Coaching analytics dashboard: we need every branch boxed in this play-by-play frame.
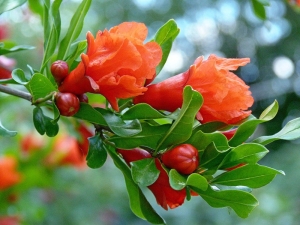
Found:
[0,84,32,102]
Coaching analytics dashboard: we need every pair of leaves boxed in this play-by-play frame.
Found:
[33,107,59,137]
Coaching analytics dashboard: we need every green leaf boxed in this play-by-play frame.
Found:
[107,146,166,225]
[122,103,166,120]
[156,86,203,150]
[219,143,269,170]
[32,107,59,137]
[41,0,63,72]
[0,78,18,85]
[194,121,229,133]
[0,120,17,137]
[65,40,87,68]
[153,19,180,75]
[0,44,35,55]
[96,108,142,137]
[28,0,43,19]
[200,143,229,171]
[25,73,56,101]
[169,169,187,190]
[193,185,259,218]
[131,158,160,186]
[212,164,284,188]
[186,173,208,191]
[108,123,171,150]
[251,0,267,20]
[86,134,107,169]
[253,117,300,145]
[229,100,278,147]
[12,68,31,85]
[73,103,107,126]
[0,0,27,14]
[186,130,229,153]
[57,0,91,60]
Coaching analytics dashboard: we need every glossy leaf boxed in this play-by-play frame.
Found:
[122,103,166,120]
[33,107,59,137]
[108,123,171,150]
[169,169,186,190]
[253,117,300,145]
[41,0,62,71]
[200,143,229,171]
[96,108,142,137]
[12,68,31,85]
[156,86,203,150]
[186,173,208,191]
[193,186,259,218]
[73,103,107,126]
[186,130,229,153]
[25,73,56,101]
[251,0,267,20]
[57,0,91,60]
[65,40,87,69]
[86,134,107,169]
[194,121,229,133]
[0,44,35,55]
[0,0,27,14]
[0,120,17,137]
[107,146,166,224]
[131,158,160,186]
[229,100,278,147]
[219,143,269,170]
[212,164,284,188]
[153,19,180,75]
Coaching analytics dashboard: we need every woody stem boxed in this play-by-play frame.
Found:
[0,84,32,102]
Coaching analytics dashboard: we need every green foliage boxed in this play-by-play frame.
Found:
[0,120,17,137]
[0,0,27,14]
[86,134,107,169]
[33,107,59,137]
[193,186,259,218]
[12,68,31,85]
[73,103,107,126]
[169,170,208,191]
[131,158,160,186]
[251,0,269,20]
[56,0,91,60]
[153,19,180,75]
[156,86,203,150]
[0,43,34,55]
[122,103,166,120]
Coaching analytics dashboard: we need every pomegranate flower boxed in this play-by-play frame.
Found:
[59,22,162,111]
[0,156,22,190]
[134,54,254,124]
[117,148,187,210]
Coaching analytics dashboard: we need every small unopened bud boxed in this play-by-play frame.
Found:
[78,94,89,103]
[51,60,69,84]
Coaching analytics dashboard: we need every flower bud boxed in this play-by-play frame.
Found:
[51,60,69,84]
[55,92,80,116]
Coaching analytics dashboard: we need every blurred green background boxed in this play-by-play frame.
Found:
[1,0,300,224]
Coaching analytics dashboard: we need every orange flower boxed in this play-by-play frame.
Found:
[117,148,187,210]
[0,157,22,190]
[59,22,162,111]
[46,135,86,168]
[134,54,254,124]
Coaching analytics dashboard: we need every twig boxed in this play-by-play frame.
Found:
[0,84,32,102]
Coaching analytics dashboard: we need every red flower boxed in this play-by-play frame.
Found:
[0,157,22,190]
[46,135,86,168]
[20,132,45,154]
[0,215,20,225]
[117,148,187,210]
[134,54,254,124]
[59,22,162,111]
[0,56,15,79]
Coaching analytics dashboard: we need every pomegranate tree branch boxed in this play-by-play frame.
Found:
[0,84,32,102]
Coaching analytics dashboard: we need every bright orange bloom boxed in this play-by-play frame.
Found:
[117,148,187,210]
[59,22,162,111]
[20,132,45,154]
[0,157,22,190]
[134,54,254,124]
[46,135,86,168]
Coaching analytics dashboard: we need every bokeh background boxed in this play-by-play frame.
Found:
[1,0,300,224]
